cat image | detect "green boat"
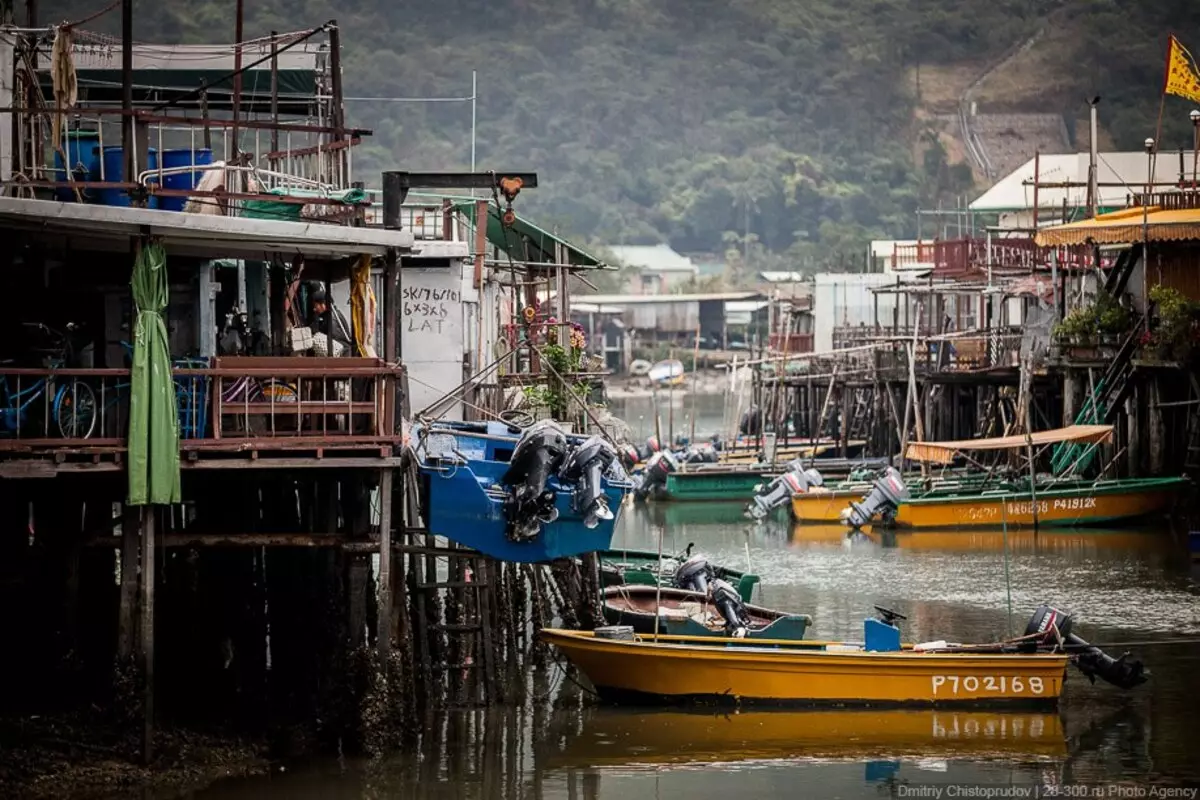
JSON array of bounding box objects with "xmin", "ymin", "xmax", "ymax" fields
[
  {"xmin": 664, "ymin": 468, "xmax": 769, "ymax": 501},
  {"xmin": 597, "ymin": 548, "xmax": 760, "ymax": 603},
  {"xmin": 601, "ymin": 585, "xmax": 812, "ymax": 641}
]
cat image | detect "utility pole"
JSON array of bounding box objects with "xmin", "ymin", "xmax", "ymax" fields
[{"xmin": 1086, "ymin": 97, "xmax": 1100, "ymax": 218}]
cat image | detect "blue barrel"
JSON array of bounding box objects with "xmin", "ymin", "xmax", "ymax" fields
[
  {"xmin": 94, "ymin": 146, "xmax": 159, "ymax": 208},
  {"xmin": 156, "ymin": 148, "xmax": 214, "ymax": 211},
  {"xmin": 52, "ymin": 130, "xmax": 102, "ymax": 201}
]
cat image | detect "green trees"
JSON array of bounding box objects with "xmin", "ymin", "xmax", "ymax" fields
[{"xmin": 42, "ymin": 0, "xmax": 1195, "ymax": 273}]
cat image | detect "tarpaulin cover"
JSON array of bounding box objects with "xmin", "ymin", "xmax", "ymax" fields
[
  {"xmin": 905, "ymin": 424, "xmax": 1114, "ymax": 465},
  {"xmin": 127, "ymin": 240, "xmax": 182, "ymax": 505},
  {"xmin": 350, "ymin": 253, "xmax": 378, "ymax": 357},
  {"xmin": 1035, "ymin": 206, "xmax": 1200, "ymax": 246}
]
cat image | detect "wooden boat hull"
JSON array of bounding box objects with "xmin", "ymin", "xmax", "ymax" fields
[
  {"xmin": 546, "ymin": 708, "xmax": 1067, "ymax": 768},
  {"xmin": 663, "ymin": 470, "xmax": 769, "ymax": 501},
  {"xmin": 598, "ymin": 549, "xmax": 759, "ymax": 602},
  {"xmin": 601, "ymin": 586, "xmax": 811, "ymax": 640},
  {"xmin": 790, "ymin": 488, "xmax": 864, "ymax": 522},
  {"xmin": 893, "ymin": 477, "xmax": 1187, "ymax": 529},
  {"xmin": 541, "ymin": 629, "xmax": 1068, "ymax": 707}
]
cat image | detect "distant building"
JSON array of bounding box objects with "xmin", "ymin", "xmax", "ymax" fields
[
  {"xmin": 868, "ymin": 240, "xmax": 935, "ymax": 276},
  {"xmin": 607, "ymin": 244, "xmax": 699, "ymax": 294},
  {"xmin": 969, "ymin": 151, "xmax": 1197, "ymax": 230}
]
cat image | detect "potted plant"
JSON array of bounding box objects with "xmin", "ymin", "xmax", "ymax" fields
[{"xmin": 1145, "ymin": 285, "xmax": 1200, "ymax": 364}]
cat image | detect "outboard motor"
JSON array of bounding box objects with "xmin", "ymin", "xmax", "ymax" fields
[
  {"xmin": 559, "ymin": 435, "xmax": 617, "ymax": 529},
  {"xmin": 680, "ymin": 444, "xmax": 719, "ymax": 464},
  {"xmin": 633, "ymin": 450, "xmax": 679, "ymax": 501},
  {"xmin": 500, "ymin": 420, "xmax": 569, "ymax": 542},
  {"xmin": 841, "ymin": 467, "xmax": 909, "ymax": 529},
  {"xmin": 617, "ymin": 442, "xmax": 641, "ymax": 472},
  {"xmin": 640, "ymin": 435, "xmax": 662, "ymax": 460},
  {"xmin": 747, "ymin": 462, "xmax": 825, "ymax": 520},
  {"xmin": 710, "ymin": 578, "xmax": 750, "ymax": 638},
  {"xmin": 674, "ymin": 554, "xmax": 713, "ymax": 594},
  {"xmin": 738, "ymin": 406, "xmax": 762, "ymax": 436},
  {"xmin": 1023, "ymin": 605, "xmax": 1147, "ymax": 690}
]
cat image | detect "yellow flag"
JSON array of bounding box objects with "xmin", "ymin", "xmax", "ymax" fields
[{"xmin": 1165, "ymin": 34, "xmax": 1200, "ymax": 104}]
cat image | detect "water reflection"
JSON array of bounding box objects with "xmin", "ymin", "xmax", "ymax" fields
[
  {"xmin": 548, "ymin": 708, "xmax": 1069, "ymax": 767},
  {"xmin": 186, "ymin": 502, "xmax": 1200, "ymax": 799}
]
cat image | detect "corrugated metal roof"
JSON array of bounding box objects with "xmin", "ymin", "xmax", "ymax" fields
[
  {"xmin": 758, "ymin": 271, "xmax": 809, "ymax": 282},
  {"xmin": 573, "ymin": 291, "xmax": 764, "ymax": 306},
  {"xmin": 969, "ymin": 152, "xmax": 1197, "ymax": 213}
]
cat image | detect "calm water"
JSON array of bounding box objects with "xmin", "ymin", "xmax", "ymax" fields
[{"xmin": 183, "ymin": 501, "xmax": 1200, "ymax": 799}]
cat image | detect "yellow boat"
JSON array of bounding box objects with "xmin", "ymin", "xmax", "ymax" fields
[
  {"xmin": 894, "ymin": 425, "xmax": 1188, "ymax": 529},
  {"xmin": 791, "ymin": 487, "xmax": 865, "ymax": 522},
  {"xmin": 541, "ymin": 629, "xmax": 1068, "ymax": 707},
  {"xmin": 893, "ymin": 478, "xmax": 1186, "ymax": 529},
  {"xmin": 547, "ymin": 708, "xmax": 1067, "ymax": 768}
]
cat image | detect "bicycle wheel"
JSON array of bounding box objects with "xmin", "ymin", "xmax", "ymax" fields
[{"xmin": 56, "ymin": 380, "xmax": 97, "ymax": 439}]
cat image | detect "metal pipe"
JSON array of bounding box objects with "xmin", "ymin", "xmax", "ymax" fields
[{"xmin": 121, "ymin": 0, "xmax": 133, "ymax": 187}]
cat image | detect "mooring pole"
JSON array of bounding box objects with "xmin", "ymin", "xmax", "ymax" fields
[
  {"xmin": 377, "ymin": 468, "xmax": 393, "ymax": 661},
  {"xmin": 140, "ymin": 505, "xmax": 156, "ymax": 763}
]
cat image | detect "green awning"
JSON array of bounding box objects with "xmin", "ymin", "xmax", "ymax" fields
[
  {"xmin": 127, "ymin": 240, "xmax": 181, "ymax": 506},
  {"xmin": 451, "ymin": 201, "xmax": 605, "ymax": 268}
]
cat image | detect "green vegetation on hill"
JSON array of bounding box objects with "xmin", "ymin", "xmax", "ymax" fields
[{"xmin": 36, "ymin": 0, "xmax": 1200, "ymax": 277}]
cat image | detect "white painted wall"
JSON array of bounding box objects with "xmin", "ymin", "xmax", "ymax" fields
[
  {"xmin": 400, "ymin": 262, "xmax": 469, "ymax": 420},
  {"xmin": 812, "ymin": 273, "xmax": 900, "ymax": 351}
]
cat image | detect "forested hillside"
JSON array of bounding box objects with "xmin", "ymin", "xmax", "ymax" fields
[{"xmin": 38, "ymin": 0, "xmax": 1200, "ymax": 273}]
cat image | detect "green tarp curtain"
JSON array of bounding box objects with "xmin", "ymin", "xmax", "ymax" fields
[{"xmin": 127, "ymin": 240, "xmax": 182, "ymax": 506}]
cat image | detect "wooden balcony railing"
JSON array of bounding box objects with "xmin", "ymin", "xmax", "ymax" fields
[{"xmin": 0, "ymin": 357, "xmax": 403, "ymax": 458}]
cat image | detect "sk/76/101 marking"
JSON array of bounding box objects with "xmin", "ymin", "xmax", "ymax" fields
[{"xmin": 931, "ymin": 675, "xmax": 1046, "ymax": 695}]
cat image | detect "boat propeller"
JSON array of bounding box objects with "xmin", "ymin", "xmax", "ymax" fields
[
  {"xmin": 746, "ymin": 461, "xmax": 824, "ymax": 520},
  {"xmin": 710, "ymin": 578, "xmax": 750, "ymax": 638},
  {"xmin": 1022, "ymin": 604, "xmax": 1148, "ymax": 690},
  {"xmin": 840, "ymin": 466, "xmax": 909, "ymax": 529}
]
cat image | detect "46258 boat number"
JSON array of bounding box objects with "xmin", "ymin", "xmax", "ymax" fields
[{"xmin": 931, "ymin": 675, "xmax": 1045, "ymax": 695}]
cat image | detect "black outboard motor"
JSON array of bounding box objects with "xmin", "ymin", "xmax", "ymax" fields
[
  {"xmin": 841, "ymin": 467, "xmax": 909, "ymax": 529},
  {"xmin": 680, "ymin": 444, "xmax": 719, "ymax": 464},
  {"xmin": 559, "ymin": 435, "xmax": 617, "ymax": 529},
  {"xmin": 1022, "ymin": 605, "xmax": 1147, "ymax": 690},
  {"xmin": 747, "ymin": 462, "xmax": 824, "ymax": 520},
  {"xmin": 633, "ymin": 450, "xmax": 679, "ymax": 501},
  {"xmin": 738, "ymin": 406, "xmax": 762, "ymax": 436},
  {"xmin": 674, "ymin": 554, "xmax": 713, "ymax": 593},
  {"xmin": 710, "ymin": 578, "xmax": 750, "ymax": 638},
  {"xmin": 500, "ymin": 420, "xmax": 569, "ymax": 542}
]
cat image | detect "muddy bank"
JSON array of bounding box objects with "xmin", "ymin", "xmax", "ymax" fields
[
  {"xmin": 0, "ymin": 714, "xmax": 269, "ymax": 799},
  {"xmin": 606, "ymin": 368, "xmax": 750, "ymax": 399}
]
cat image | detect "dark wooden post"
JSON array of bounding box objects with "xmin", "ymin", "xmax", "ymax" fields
[
  {"xmin": 377, "ymin": 468, "xmax": 393, "ymax": 661},
  {"xmin": 140, "ymin": 506, "xmax": 156, "ymax": 763}
]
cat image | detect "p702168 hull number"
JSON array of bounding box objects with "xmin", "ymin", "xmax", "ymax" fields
[{"xmin": 931, "ymin": 675, "xmax": 1045, "ymax": 695}]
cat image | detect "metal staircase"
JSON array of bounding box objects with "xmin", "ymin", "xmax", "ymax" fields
[{"xmin": 1051, "ymin": 314, "xmax": 1145, "ymax": 476}]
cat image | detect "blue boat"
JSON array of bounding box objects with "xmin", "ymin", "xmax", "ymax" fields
[
  {"xmin": 413, "ymin": 419, "xmax": 632, "ymax": 563},
  {"xmin": 1190, "ymin": 530, "xmax": 1200, "ymax": 562}
]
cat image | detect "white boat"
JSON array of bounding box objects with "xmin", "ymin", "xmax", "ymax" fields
[{"xmin": 648, "ymin": 358, "xmax": 685, "ymax": 384}]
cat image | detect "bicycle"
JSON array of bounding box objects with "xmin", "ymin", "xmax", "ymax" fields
[
  {"xmin": 0, "ymin": 322, "xmax": 98, "ymax": 439},
  {"xmin": 113, "ymin": 341, "xmax": 214, "ymax": 439}
]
